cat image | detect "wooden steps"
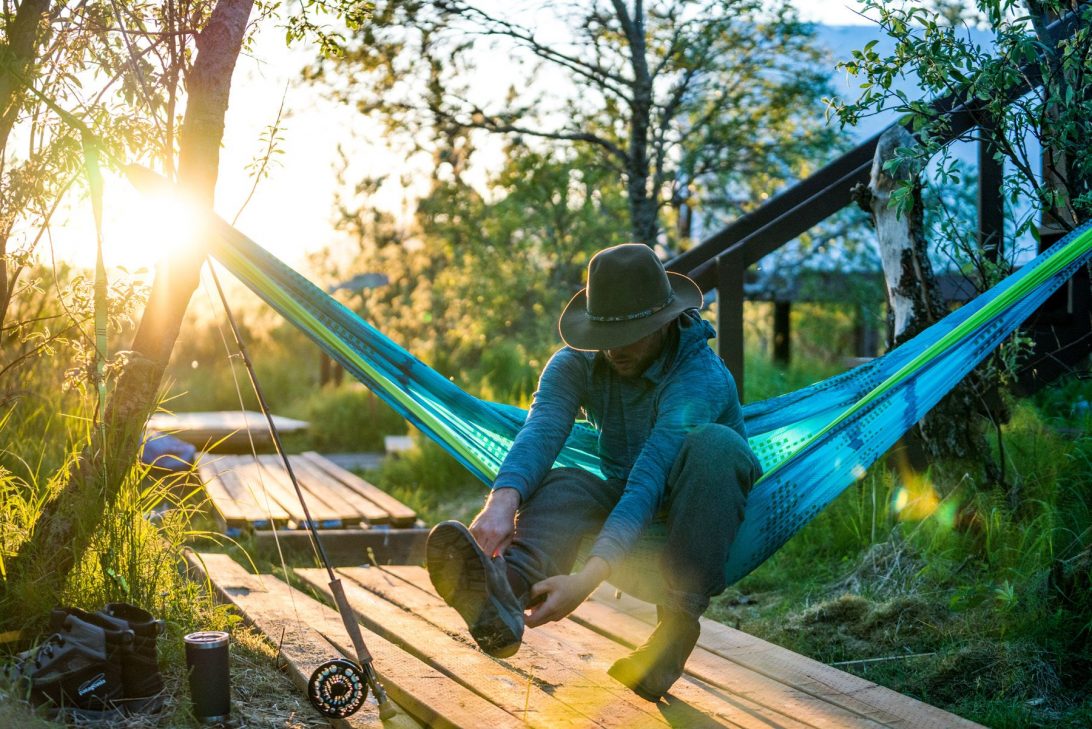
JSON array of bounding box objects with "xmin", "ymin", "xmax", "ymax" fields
[
  {"xmin": 196, "ymin": 451, "xmax": 418, "ymax": 536},
  {"xmin": 191, "ymin": 551, "xmax": 984, "ymax": 728}
]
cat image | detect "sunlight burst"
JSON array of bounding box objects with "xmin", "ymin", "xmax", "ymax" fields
[{"xmin": 110, "ymin": 179, "xmax": 205, "ymax": 267}]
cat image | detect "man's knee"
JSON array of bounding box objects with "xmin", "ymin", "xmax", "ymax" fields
[{"xmin": 676, "ymin": 423, "xmax": 759, "ymax": 485}]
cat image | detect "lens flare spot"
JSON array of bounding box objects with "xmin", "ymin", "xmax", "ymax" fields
[{"xmin": 892, "ymin": 473, "xmax": 941, "ymax": 522}]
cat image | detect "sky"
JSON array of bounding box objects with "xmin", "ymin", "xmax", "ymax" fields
[{"xmin": 47, "ymin": 1, "xmax": 879, "ymax": 273}]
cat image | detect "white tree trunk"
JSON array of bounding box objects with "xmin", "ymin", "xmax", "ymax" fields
[
  {"xmin": 865, "ymin": 125, "xmax": 992, "ymax": 468},
  {"xmin": 868, "ymin": 125, "xmax": 943, "ymax": 346}
]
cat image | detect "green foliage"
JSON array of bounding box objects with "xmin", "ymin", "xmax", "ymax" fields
[
  {"xmin": 160, "ymin": 277, "xmax": 321, "ymax": 412},
  {"xmin": 314, "ymin": 0, "xmax": 841, "ymax": 248},
  {"xmin": 301, "ymin": 383, "xmax": 408, "ymax": 451},
  {"xmin": 717, "ymin": 393, "xmax": 1092, "ymax": 727},
  {"xmin": 366, "ymin": 433, "xmax": 484, "ymax": 526},
  {"xmin": 311, "ymin": 144, "xmax": 629, "ymax": 394},
  {"xmin": 832, "ymin": 0, "xmax": 1092, "ymax": 232},
  {"xmin": 0, "ymin": 345, "xmax": 218, "ymax": 625}
]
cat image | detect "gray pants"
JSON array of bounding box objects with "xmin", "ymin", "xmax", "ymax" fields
[{"xmin": 503, "ymin": 423, "xmax": 761, "ymax": 617}]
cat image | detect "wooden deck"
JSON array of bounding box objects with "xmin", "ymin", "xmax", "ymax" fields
[
  {"xmin": 197, "ymin": 451, "xmax": 417, "ymax": 535},
  {"xmin": 191, "ymin": 551, "xmax": 984, "ymax": 729}
]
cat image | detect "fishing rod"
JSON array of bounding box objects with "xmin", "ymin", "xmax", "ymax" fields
[
  {"xmin": 203, "ymin": 261, "xmax": 381, "ymax": 720},
  {"xmin": 125, "ymin": 164, "xmax": 406, "ymax": 722}
]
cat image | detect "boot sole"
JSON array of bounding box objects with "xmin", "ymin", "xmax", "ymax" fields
[{"xmin": 426, "ymin": 522, "xmax": 522, "ymax": 658}]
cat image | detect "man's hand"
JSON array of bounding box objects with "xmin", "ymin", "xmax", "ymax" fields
[
  {"xmin": 524, "ymin": 557, "xmax": 610, "ymax": 628},
  {"xmin": 469, "ymin": 487, "xmax": 520, "ymax": 556}
]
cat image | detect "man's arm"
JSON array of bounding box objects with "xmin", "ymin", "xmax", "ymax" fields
[{"xmin": 469, "ymin": 348, "xmax": 586, "ymax": 555}]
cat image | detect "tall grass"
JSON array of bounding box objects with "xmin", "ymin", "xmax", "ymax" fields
[{"xmin": 0, "ymin": 353, "xmax": 224, "ymax": 632}]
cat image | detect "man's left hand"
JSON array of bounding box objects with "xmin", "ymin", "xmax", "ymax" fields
[{"xmin": 525, "ymin": 574, "xmax": 596, "ymax": 627}]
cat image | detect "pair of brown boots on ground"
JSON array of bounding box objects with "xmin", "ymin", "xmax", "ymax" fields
[{"xmin": 2, "ymin": 602, "xmax": 164, "ymax": 722}]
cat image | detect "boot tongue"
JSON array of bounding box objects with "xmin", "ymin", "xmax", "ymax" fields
[{"xmin": 62, "ymin": 616, "xmax": 109, "ymax": 661}]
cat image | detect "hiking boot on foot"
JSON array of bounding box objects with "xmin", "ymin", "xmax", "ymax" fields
[
  {"xmin": 100, "ymin": 602, "xmax": 165, "ymax": 715},
  {"xmin": 426, "ymin": 520, "xmax": 524, "ymax": 658},
  {"xmin": 607, "ymin": 609, "xmax": 700, "ymax": 702},
  {"xmin": 4, "ymin": 610, "xmax": 129, "ymax": 721}
]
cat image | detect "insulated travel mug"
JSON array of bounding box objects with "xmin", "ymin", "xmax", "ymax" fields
[{"xmin": 184, "ymin": 630, "xmax": 231, "ymax": 723}]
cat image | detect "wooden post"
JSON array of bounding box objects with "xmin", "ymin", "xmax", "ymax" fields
[
  {"xmin": 977, "ymin": 130, "xmax": 1004, "ymax": 263},
  {"xmin": 772, "ymin": 300, "xmax": 791, "ymax": 366},
  {"xmin": 716, "ymin": 250, "xmax": 745, "ymax": 401},
  {"xmin": 854, "ymin": 304, "xmax": 879, "ymax": 358}
]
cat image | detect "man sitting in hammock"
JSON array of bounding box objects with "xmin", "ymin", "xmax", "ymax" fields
[{"xmin": 426, "ymin": 243, "xmax": 762, "ymax": 702}]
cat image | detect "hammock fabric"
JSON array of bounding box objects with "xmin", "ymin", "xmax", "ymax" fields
[{"xmin": 206, "ymin": 212, "xmax": 1092, "ymax": 592}]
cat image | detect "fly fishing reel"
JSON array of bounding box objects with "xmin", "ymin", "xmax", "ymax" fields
[{"xmin": 308, "ymin": 658, "xmax": 368, "ymax": 718}]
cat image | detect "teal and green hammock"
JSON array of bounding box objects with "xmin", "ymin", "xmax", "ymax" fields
[{"xmin": 203, "ymin": 207, "xmax": 1092, "ymax": 594}]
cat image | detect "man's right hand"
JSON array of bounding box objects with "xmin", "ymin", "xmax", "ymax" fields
[{"xmin": 469, "ymin": 487, "xmax": 521, "ymax": 557}]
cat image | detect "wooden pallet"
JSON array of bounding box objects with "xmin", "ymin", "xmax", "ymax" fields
[
  {"xmin": 196, "ymin": 451, "xmax": 417, "ymax": 534},
  {"xmin": 193, "ymin": 551, "xmax": 985, "ymax": 728},
  {"xmin": 290, "ymin": 562, "xmax": 984, "ymax": 729}
]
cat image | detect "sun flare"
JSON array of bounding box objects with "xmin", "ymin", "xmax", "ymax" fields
[{"xmin": 103, "ymin": 171, "xmax": 206, "ymax": 270}]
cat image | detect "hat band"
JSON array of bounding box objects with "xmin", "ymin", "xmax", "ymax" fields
[{"xmin": 587, "ymin": 291, "xmax": 676, "ymax": 323}]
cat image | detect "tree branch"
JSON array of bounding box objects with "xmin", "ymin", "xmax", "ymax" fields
[{"xmin": 450, "ymin": 1, "xmax": 631, "ymax": 96}]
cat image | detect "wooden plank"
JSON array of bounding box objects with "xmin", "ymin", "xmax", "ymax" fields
[
  {"xmin": 149, "ymin": 410, "xmax": 308, "ymax": 448},
  {"xmin": 252, "ymin": 528, "xmax": 428, "ymax": 567},
  {"xmin": 334, "ymin": 567, "xmax": 690, "ymax": 729},
  {"xmin": 301, "ymin": 452, "xmax": 417, "ymax": 526},
  {"xmin": 195, "ymin": 460, "xmax": 251, "ymax": 529},
  {"xmin": 254, "ymin": 454, "xmax": 351, "ymax": 528},
  {"xmin": 376, "ymin": 566, "xmax": 830, "ymax": 729},
  {"xmin": 287, "ymin": 455, "xmax": 391, "ymax": 525},
  {"xmin": 210, "ymin": 455, "xmax": 299, "ymax": 524},
  {"xmin": 572, "ymin": 600, "xmax": 886, "ymax": 729},
  {"xmin": 584, "ymin": 588, "xmax": 985, "ymax": 729},
  {"xmin": 187, "ymin": 551, "xmax": 520, "ymax": 729},
  {"xmin": 215, "ymin": 465, "xmax": 292, "ymax": 525},
  {"xmin": 297, "ymin": 568, "xmax": 642, "ymax": 729},
  {"xmin": 197, "ymin": 455, "xmax": 291, "ymax": 527},
  {"xmin": 261, "ymin": 454, "xmax": 362, "ymax": 521},
  {"xmin": 223, "ymin": 455, "xmax": 342, "ymax": 527}
]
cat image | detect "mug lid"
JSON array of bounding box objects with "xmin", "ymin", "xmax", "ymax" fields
[{"xmin": 184, "ymin": 630, "xmax": 230, "ymax": 649}]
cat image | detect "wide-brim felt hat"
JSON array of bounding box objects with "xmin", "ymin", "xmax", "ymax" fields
[{"xmin": 559, "ymin": 243, "xmax": 703, "ymax": 351}]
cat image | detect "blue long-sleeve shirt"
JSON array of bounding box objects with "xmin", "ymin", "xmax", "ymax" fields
[{"xmin": 492, "ymin": 310, "xmax": 750, "ymax": 568}]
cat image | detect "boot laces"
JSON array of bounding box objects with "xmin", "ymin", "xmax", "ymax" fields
[{"xmin": 33, "ymin": 633, "xmax": 66, "ymax": 668}]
